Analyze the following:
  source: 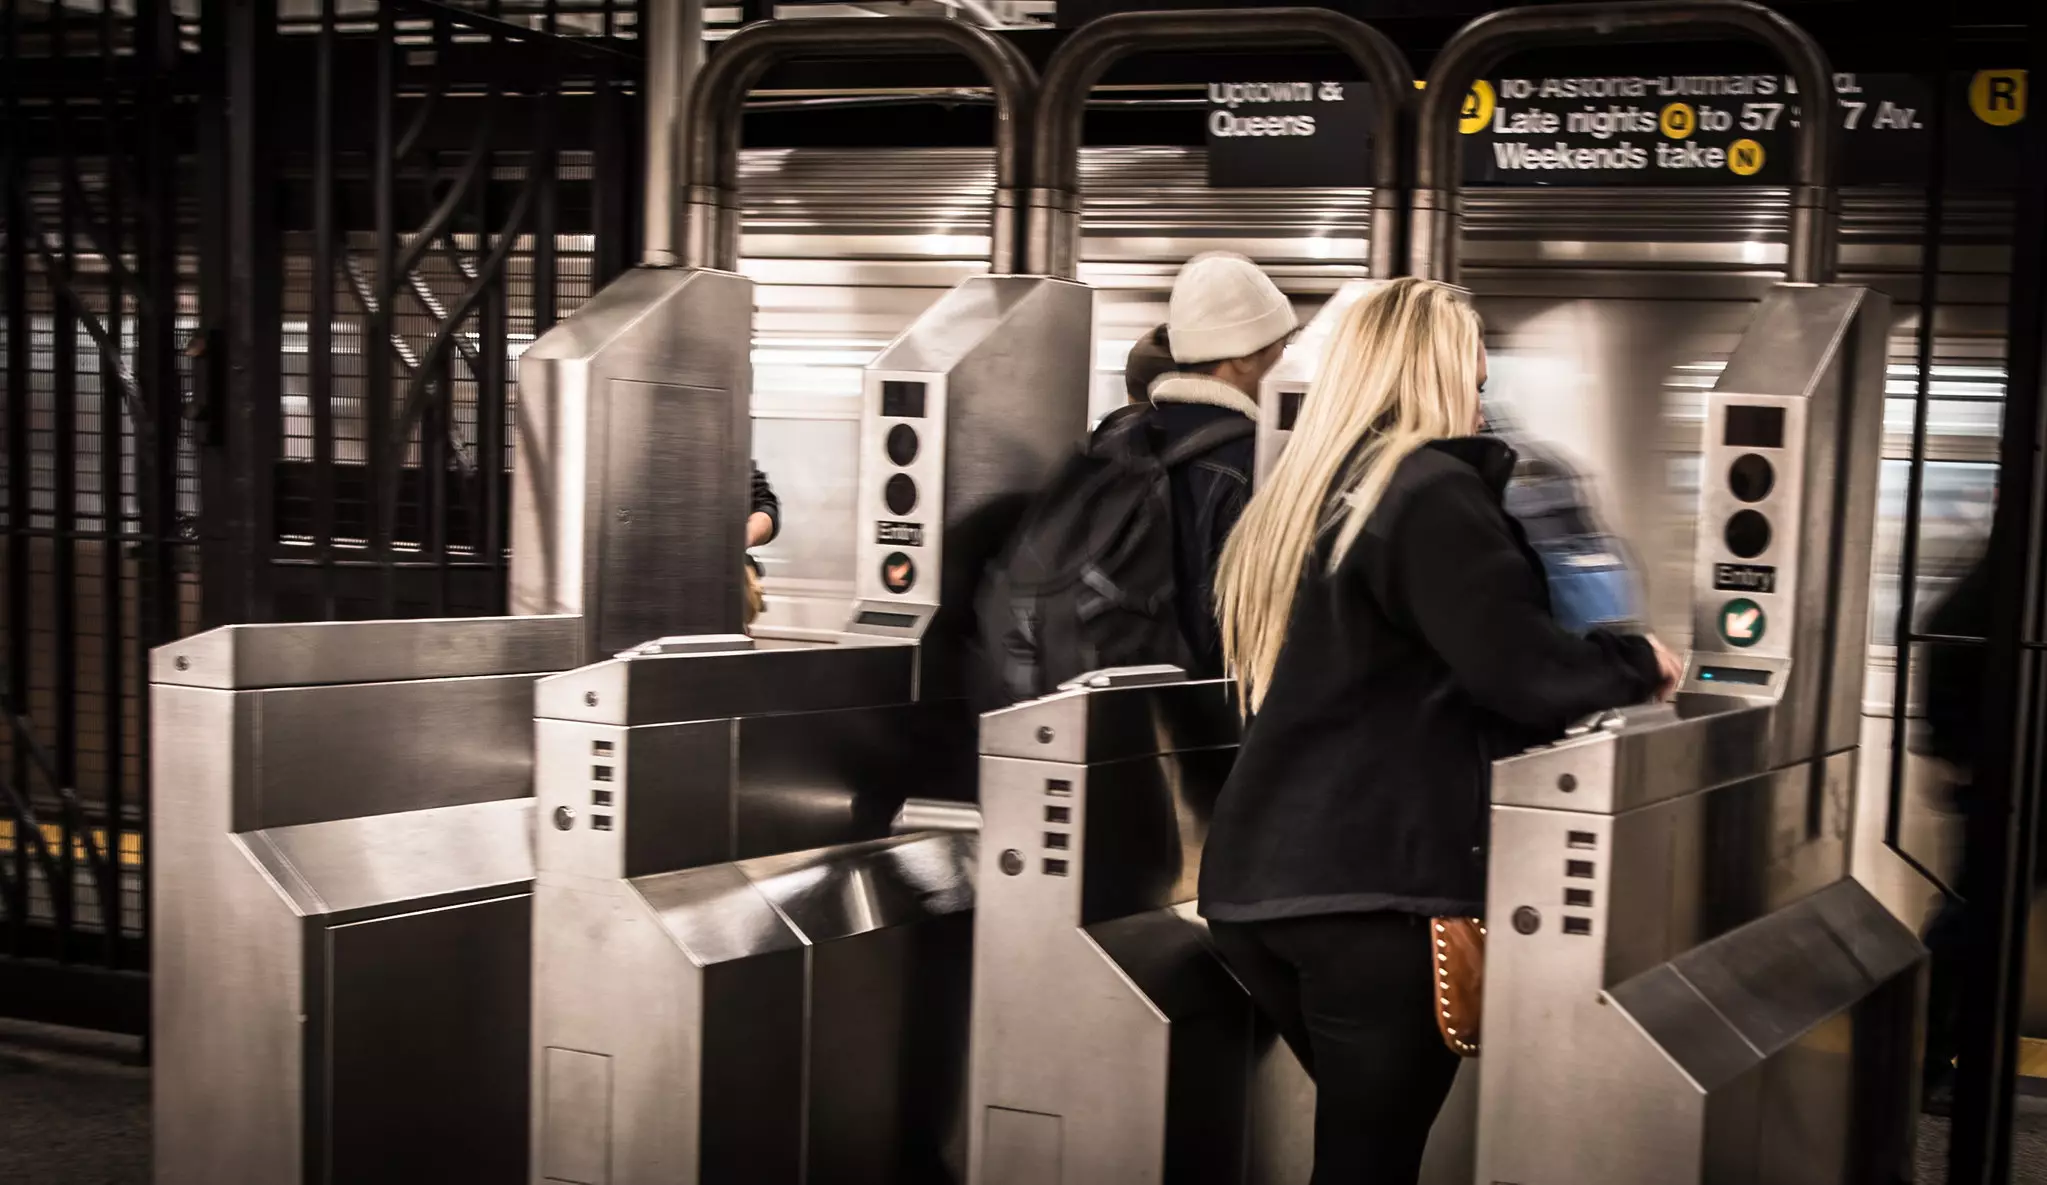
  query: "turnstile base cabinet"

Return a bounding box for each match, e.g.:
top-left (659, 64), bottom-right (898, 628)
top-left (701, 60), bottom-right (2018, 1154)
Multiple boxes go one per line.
top-left (152, 682), bottom-right (536, 1185)
top-left (150, 618), bottom-right (578, 1185)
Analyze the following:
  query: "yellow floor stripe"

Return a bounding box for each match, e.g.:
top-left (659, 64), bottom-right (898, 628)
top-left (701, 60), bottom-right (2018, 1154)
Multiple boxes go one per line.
top-left (0, 819), bottom-right (144, 867)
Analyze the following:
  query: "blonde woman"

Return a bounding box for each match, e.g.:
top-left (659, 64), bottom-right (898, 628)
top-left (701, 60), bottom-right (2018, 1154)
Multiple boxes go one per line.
top-left (1200, 278), bottom-right (1679, 1184)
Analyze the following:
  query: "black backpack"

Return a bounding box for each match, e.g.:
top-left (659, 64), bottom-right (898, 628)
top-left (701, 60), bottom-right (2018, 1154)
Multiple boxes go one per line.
top-left (974, 409), bottom-right (1256, 708)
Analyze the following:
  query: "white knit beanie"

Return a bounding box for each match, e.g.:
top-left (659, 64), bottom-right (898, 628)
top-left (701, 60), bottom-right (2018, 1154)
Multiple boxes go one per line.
top-left (1166, 252), bottom-right (1299, 364)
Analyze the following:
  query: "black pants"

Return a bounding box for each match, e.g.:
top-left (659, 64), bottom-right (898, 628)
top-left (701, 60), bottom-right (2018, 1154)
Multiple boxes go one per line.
top-left (1209, 912), bottom-right (1460, 1185)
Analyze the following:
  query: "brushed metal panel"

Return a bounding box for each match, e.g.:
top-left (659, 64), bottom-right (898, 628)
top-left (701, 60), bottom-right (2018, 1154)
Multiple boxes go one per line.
top-left (1088, 908), bottom-right (1257, 1184)
top-left (621, 720), bottom-right (737, 878)
top-left (238, 672), bottom-right (544, 830)
top-left (1689, 286), bottom-right (1892, 773)
top-left (1079, 749), bottom-right (1232, 927)
top-left (967, 757), bottom-right (1176, 1185)
top-left (325, 894), bottom-right (531, 1185)
top-left (244, 798), bottom-right (533, 917)
top-left (732, 701), bottom-right (978, 859)
top-left (530, 878), bottom-right (711, 1185)
top-left (536, 644), bottom-right (917, 727)
top-left (512, 267), bottom-right (753, 657)
top-left (597, 379), bottom-right (733, 655)
top-left (542, 1048), bottom-right (613, 1185)
top-left (1480, 696), bottom-right (1771, 816)
top-left (803, 908), bottom-right (975, 1185)
top-left (151, 684), bottom-right (305, 1185)
top-left (635, 861), bottom-right (807, 967)
top-left (982, 1108), bottom-right (1060, 1185)
top-left (742, 833), bottom-right (976, 944)
top-left (699, 954), bottom-right (808, 1185)
top-left (856, 276), bottom-right (1094, 696)
top-left (978, 678), bottom-right (1240, 765)
top-left (152, 616), bottom-right (583, 690)
top-left (1477, 801), bottom-right (1708, 1185)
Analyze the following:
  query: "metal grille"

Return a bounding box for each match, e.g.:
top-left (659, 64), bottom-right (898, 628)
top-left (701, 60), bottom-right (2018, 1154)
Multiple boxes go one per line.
top-left (257, 0), bottom-right (637, 623)
top-left (0, 0), bottom-right (637, 1035)
top-left (1, 0), bottom-right (202, 1032)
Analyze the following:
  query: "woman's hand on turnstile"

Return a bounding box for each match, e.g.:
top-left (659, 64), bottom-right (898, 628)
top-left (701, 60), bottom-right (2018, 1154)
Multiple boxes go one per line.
top-left (1646, 634), bottom-right (1684, 701)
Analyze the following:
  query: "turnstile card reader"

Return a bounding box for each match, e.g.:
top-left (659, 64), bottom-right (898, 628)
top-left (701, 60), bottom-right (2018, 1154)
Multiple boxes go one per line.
top-left (967, 673), bottom-right (1316, 1185)
top-left (842, 275), bottom-right (1093, 689)
top-left (151, 616), bottom-right (582, 1185)
top-left (512, 266), bottom-right (755, 655)
top-left (1254, 277), bottom-right (1386, 482)
top-left (1478, 284), bottom-right (1923, 1185)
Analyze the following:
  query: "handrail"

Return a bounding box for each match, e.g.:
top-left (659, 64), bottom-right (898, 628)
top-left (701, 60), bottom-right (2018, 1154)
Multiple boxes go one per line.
top-left (1030, 9), bottom-right (1412, 280)
top-left (682, 18), bottom-right (1037, 274)
top-left (1413, 0), bottom-right (1838, 284)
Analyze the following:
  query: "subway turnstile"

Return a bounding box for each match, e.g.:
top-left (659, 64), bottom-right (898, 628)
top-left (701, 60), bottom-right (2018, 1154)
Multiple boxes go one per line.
top-left (966, 669), bottom-right (1314, 1185)
top-left (511, 267), bottom-right (756, 653)
top-left (526, 271), bottom-right (1092, 1185)
top-left (529, 638), bottom-right (978, 1185)
top-left (1478, 283), bottom-right (1924, 1185)
top-left (150, 616), bottom-right (582, 1185)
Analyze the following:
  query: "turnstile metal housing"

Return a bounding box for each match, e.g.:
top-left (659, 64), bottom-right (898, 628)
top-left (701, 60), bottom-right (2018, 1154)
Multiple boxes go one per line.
top-left (1477, 284), bottom-right (1925, 1185)
top-left (526, 272), bottom-right (1093, 1184)
top-left (966, 675), bottom-right (1315, 1185)
top-left (842, 274), bottom-right (1094, 697)
top-left (151, 616), bottom-right (582, 1185)
top-left (512, 266), bottom-right (755, 653)
top-left (529, 644), bottom-right (980, 1185)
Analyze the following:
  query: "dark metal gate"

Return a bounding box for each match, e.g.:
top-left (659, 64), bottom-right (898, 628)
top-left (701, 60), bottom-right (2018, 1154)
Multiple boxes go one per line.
top-left (200, 0), bottom-right (638, 626)
top-left (1, 0), bottom-right (199, 1034)
top-left (0, 0), bottom-right (639, 1036)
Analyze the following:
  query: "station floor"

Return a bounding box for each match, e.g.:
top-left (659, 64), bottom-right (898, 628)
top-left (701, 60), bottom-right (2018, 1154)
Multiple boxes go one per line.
top-left (1, 1018), bottom-right (2042, 1184)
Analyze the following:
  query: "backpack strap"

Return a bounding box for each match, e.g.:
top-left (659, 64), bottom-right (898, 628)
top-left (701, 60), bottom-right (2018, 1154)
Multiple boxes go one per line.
top-left (1159, 417), bottom-right (1257, 469)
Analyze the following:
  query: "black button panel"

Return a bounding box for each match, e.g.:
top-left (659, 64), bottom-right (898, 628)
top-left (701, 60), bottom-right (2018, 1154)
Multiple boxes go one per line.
top-left (886, 423), bottom-right (920, 467)
top-left (1724, 509), bottom-right (1772, 559)
top-left (1727, 453), bottom-right (1775, 503)
top-left (884, 473), bottom-right (918, 515)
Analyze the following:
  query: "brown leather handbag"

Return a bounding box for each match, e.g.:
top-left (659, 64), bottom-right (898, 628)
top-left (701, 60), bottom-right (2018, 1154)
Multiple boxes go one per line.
top-left (743, 564), bottom-right (766, 625)
top-left (1432, 917), bottom-right (1486, 1057)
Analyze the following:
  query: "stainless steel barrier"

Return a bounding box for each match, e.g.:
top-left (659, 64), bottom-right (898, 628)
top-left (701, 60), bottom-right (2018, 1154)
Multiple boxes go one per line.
top-left (150, 616), bottom-right (583, 1185)
top-left (529, 639), bottom-right (980, 1184)
top-left (526, 179), bottom-right (1091, 1181)
top-left (968, 672), bottom-right (1296, 1185)
top-left (965, 667), bottom-right (1479, 1185)
top-left (1478, 283), bottom-right (1923, 1184)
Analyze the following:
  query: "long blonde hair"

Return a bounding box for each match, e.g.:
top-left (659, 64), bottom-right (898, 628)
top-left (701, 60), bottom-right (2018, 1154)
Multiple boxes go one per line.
top-left (1215, 277), bottom-right (1484, 713)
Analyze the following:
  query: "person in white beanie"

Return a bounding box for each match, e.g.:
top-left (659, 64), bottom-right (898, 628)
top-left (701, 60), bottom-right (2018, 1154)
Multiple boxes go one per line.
top-left (1150, 251), bottom-right (1299, 675)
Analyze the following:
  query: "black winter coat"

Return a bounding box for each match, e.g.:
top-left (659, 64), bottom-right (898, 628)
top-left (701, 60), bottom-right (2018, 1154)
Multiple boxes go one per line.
top-left (1198, 436), bottom-right (1661, 921)
top-left (1151, 398), bottom-right (1256, 679)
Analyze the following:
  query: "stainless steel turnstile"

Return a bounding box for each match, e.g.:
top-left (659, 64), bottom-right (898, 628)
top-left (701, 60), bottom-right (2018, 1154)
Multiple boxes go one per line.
top-left (529, 635), bottom-right (978, 1185)
top-left (150, 616), bottom-right (582, 1185)
top-left (526, 266), bottom-right (1091, 1185)
top-left (524, 24), bottom-right (1088, 1182)
top-left (966, 667), bottom-right (1475, 1185)
top-left (967, 670), bottom-right (1307, 1185)
top-left (1475, 281), bottom-right (1923, 1185)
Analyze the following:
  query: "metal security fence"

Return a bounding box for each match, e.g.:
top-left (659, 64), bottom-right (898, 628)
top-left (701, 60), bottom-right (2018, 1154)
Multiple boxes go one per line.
top-left (213, 0), bottom-right (638, 623)
top-left (0, 0), bottom-right (639, 1035)
top-left (1, 0), bottom-right (202, 1033)
top-left (274, 0), bottom-right (636, 620)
